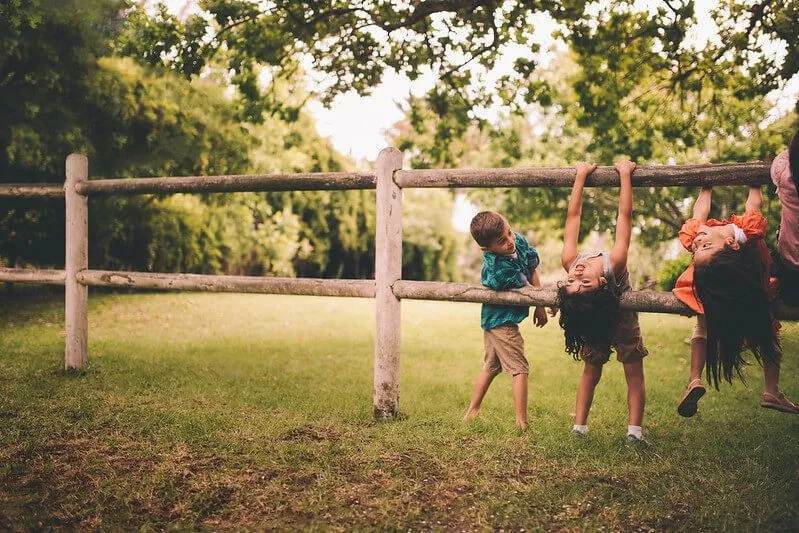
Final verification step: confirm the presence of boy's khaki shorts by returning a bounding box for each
[484,323,529,376]
[580,310,649,365]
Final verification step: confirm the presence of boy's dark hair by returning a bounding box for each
[693,242,781,389]
[789,129,799,195]
[557,283,621,362]
[470,211,506,247]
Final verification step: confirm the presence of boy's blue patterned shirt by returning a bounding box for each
[480,232,540,331]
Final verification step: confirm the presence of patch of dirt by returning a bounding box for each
[279,424,340,442]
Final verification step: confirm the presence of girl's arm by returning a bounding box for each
[692,187,713,222]
[562,162,596,270]
[609,160,635,274]
[745,185,762,213]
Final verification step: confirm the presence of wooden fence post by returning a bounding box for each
[65,154,88,370]
[374,147,403,420]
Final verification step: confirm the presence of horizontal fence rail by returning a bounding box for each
[3,267,797,320]
[1,162,770,198]
[394,163,770,188]
[392,280,799,320]
[393,280,689,314]
[1,150,794,419]
[0,268,66,285]
[76,172,376,195]
[0,183,65,198]
[77,270,376,298]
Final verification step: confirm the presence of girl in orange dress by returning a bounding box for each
[673,185,798,417]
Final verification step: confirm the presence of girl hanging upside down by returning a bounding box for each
[674,185,799,417]
[557,160,649,443]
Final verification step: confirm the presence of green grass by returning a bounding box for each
[1,291,797,530]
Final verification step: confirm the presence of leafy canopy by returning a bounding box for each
[119,0,798,127]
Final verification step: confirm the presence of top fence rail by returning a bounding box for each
[0,162,770,198]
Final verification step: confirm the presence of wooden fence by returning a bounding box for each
[1,149,797,419]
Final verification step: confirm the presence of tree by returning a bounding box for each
[1,2,463,281]
[119,1,797,128]
[390,51,797,250]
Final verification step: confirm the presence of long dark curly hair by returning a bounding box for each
[693,242,781,388]
[557,283,621,362]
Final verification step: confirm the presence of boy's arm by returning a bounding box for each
[745,185,762,213]
[562,163,596,270]
[530,268,542,288]
[530,269,548,327]
[609,160,635,275]
[692,187,712,222]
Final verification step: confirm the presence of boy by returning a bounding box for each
[464,211,548,430]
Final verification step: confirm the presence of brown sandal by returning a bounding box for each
[678,378,706,418]
[761,392,799,414]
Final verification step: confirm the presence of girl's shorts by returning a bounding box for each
[579,308,649,365]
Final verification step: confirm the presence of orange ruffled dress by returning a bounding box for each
[672,210,775,314]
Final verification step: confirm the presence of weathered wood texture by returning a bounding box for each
[65,154,89,370]
[0,268,66,285]
[391,280,799,320]
[395,162,769,188]
[0,183,65,198]
[67,162,770,196]
[373,147,404,420]
[76,172,376,195]
[77,270,376,297]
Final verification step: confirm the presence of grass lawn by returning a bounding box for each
[1,290,797,530]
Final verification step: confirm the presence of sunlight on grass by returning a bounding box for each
[1,292,797,529]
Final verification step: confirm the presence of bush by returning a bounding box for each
[656,254,692,290]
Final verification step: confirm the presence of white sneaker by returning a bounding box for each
[626,433,649,446]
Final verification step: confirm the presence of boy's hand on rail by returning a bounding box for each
[575,162,597,178]
[533,306,548,327]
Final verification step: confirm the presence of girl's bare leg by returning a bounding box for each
[574,362,603,425]
[623,360,645,427]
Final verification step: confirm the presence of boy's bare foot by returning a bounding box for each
[464,408,480,422]
[516,421,528,432]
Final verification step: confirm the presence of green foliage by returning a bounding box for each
[656,254,693,291]
[392,51,797,256]
[402,189,463,281]
[116,1,589,124]
[0,0,126,174]
[0,2,462,281]
[116,1,797,141]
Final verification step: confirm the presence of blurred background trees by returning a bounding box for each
[1,0,796,286]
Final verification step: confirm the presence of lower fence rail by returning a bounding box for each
[2,267,797,319]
